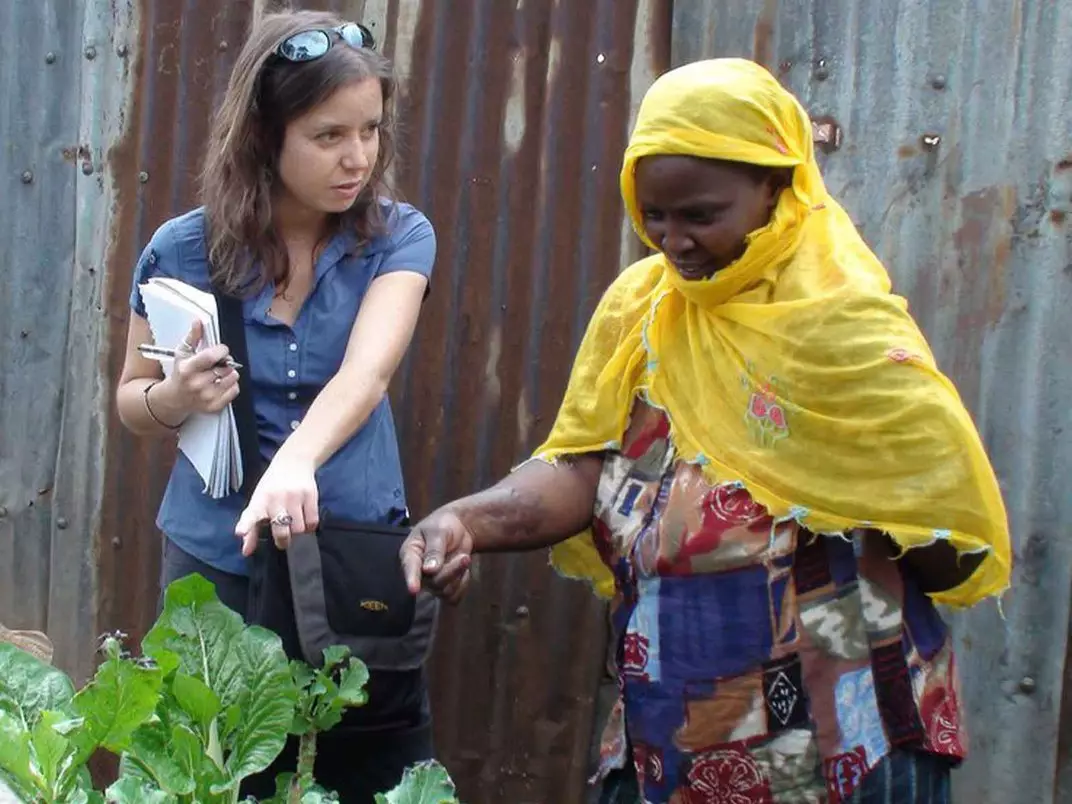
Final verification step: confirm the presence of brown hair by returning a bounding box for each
[201,10,397,295]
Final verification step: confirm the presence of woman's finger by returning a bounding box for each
[450,569,472,604]
[429,553,471,594]
[442,568,472,605]
[236,502,267,556]
[184,366,221,400]
[215,369,239,392]
[210,382,241,412]
[285,493,307,536]
[400,533,427,595]
[183,344,231,373]
[301,492,320,533]
[199,370,240,412]
[264,493,299,548]
[196,374,219,400]
[272,523,293,553]
[180,320,204,353]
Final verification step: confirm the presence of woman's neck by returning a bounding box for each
[273,191,332,250]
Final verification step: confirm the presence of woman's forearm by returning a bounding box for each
[275,368,386,469]
[897,536,986,593]
[277,272,429,471]
[116,376,191,436]
[445,456,603,553]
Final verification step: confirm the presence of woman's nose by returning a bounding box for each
[341,138,370,171]
[661,222,695,257]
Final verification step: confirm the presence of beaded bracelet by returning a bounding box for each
[143,380,182,430]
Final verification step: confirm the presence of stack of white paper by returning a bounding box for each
[139,277,243,498]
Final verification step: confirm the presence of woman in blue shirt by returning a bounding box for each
[115,10,437,801]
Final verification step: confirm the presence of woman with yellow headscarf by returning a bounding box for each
[400,59,1010,803]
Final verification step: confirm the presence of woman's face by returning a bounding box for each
[634,155,786,281]
[275,76,382,217]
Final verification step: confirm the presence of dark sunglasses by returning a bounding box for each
[275,22,376,63]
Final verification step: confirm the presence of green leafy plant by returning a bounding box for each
[0,635,162,803]
[0,575,461,803]
[108,574,298,803]
[267,644,370,803]
[374,762,459,804]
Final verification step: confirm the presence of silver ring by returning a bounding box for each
[213,376,222,385]
[272,511,293,527]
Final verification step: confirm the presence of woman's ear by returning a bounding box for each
[765,168,793,210]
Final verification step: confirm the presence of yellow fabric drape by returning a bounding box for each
[534,58,1010,607]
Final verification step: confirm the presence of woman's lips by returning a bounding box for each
[672,260,715,280]
[332,181,363,196]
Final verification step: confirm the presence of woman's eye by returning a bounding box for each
[641,209,664,222]
[361,123,380,141]
[684,208,720,224]
[317,130,342,143]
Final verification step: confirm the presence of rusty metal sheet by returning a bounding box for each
[47,0,144,686]
[671,1,1072,801]
[0,0,80,646]
[85,1,672,802]
[96,0,257,674]
[370,2,670,800]
[0,0,131,683]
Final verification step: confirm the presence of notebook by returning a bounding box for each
[139,277,243,498]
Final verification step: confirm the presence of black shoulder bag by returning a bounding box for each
[214,288,438,725]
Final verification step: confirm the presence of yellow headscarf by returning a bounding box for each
[534,58,1010,608]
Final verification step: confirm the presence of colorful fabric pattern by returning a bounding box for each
[593,401,965,803]
[536,58,1011,608]
[598,749,953,804]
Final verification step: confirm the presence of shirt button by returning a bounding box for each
[289,342,298,352]
[288,391,297,401]
[290,420,300,431]
[287,369,296,379]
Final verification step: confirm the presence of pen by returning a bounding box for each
[137,343,243,370]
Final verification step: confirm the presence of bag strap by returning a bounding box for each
[213,288,263,499]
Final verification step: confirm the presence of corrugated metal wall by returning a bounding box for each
[0,0,78,661]
[671,1,1072,802]
[96,0,260,690]
[0,0,142,685]
[3,0,1070,801]
[372,2,671,801]
[1,0,671,801]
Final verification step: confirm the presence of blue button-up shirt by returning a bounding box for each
[129,203,435,575]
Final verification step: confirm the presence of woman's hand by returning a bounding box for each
[400,509,474,605]
[398,456,603,606]
[235,453,320,556]
[157,319,240,415]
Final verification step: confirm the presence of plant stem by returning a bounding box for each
[288,730,318,802]
[208,718,224,770]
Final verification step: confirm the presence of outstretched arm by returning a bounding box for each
[400,454,603,602]
[237,270,429,553]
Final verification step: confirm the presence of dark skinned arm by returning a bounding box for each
[400,454,603,601]
[402,454,984,601]
[892,534,986,594]
[446,455,603,552]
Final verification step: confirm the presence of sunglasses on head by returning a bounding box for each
[275,22,376,63]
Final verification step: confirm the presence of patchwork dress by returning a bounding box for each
[592,401,965,804]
